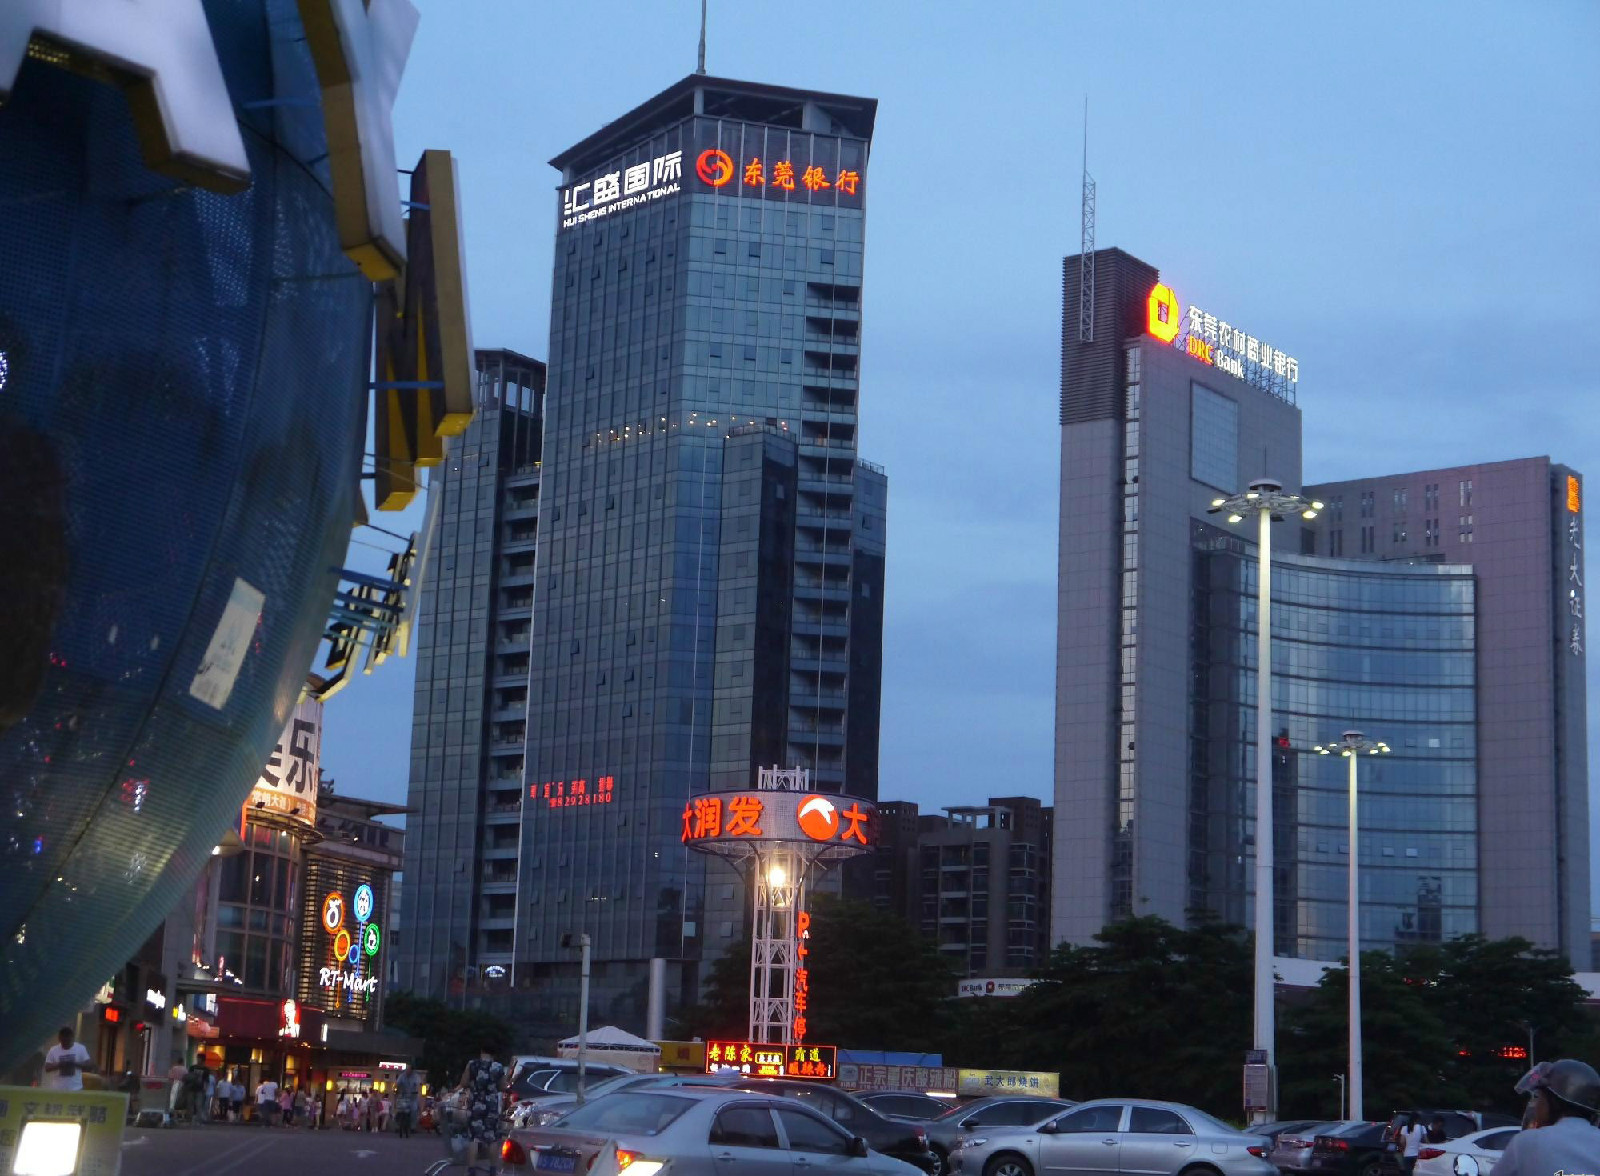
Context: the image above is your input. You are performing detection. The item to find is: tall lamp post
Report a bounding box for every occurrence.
[1314,730,1389,1122]
[1209,478,1321,1121]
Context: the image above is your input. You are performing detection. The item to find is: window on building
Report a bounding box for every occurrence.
[1459,515,1474,542]
[1460,479,1473,507]
[1189,385,1239,491]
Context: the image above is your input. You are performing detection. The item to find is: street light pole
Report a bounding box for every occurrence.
[1315,730,1389,1123]
[1210,479,1322,1122]
[563,932,593,1103]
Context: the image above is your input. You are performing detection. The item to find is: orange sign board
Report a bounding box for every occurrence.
[1147,283,1181,344]
[1568,475,1581,514]
[679,793,874,848]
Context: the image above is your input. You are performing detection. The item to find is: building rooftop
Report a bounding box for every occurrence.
[550,73,877,177]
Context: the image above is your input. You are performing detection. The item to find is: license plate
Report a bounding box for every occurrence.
[536,1153,577,1173]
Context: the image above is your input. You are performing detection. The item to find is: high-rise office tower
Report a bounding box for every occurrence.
[1054,248,1588,963]
[398,349,546,995]
[509,75,886,1032]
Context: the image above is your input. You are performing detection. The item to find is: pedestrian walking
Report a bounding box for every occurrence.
[214,1076,230,1122]
[42,1027,94,1092]
[279,1085,295,1126]
[449,1045,506,1176]
[167,1057,188,1119]
[203,1069,217,1124]
[294,1086,310,1129]
[394,1066,421,1138]
[336,1089,350,1129]
[1398,1114,1426,1173]
[256,1075,280,1127]
[378,1094,391,1133]
[229,1074,244,1123]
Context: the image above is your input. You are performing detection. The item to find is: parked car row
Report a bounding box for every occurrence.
[500,1086,936,1174]
[492,1068,1525,1176]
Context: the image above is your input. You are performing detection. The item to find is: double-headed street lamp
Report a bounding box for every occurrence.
[1314,731,1390,1122]
[1209,478,1322,1120]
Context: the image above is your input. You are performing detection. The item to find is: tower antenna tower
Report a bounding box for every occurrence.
[1079,96,1095,343]
[696,0,707,74]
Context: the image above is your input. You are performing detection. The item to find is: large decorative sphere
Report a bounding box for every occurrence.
[0,1,369,1067]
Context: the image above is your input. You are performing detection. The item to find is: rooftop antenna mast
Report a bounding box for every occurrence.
[696,0,707,73]
[1079,96,1095,343]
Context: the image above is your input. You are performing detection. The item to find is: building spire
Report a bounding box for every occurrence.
[1079,96,1096,343]
[696,0,707,74]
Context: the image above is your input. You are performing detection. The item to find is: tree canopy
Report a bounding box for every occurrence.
[384,991,514,1088]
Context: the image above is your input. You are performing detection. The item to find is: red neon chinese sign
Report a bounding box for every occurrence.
[679,792,875,847]
[531,776,616,810]
[705,1040,837,1080]
[794,909,811,1043]
[697,149,862,199]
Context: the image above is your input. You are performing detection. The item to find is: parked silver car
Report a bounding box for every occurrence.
[922,1096,1075,1175]
[501,1088,924,1175]
[949,1098,1276,1176]
[507,1070,734,1129]
[1270,1121,1359,1173]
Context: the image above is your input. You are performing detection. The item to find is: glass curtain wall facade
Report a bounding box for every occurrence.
[520,76,883,1032]
[398,350,545,996]
[215,823,303,995]
[1191,538,1478,957]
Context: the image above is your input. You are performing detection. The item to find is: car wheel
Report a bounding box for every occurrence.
[926,1147,948,1176]
[1360,1162,1382,1176]
[982,1154,1033,1176]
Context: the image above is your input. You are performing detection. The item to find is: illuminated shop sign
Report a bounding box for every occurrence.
[280,999,301,1039]
[706,1041,837,1080]
[793,910,812,1043]
[558,125,866,233]
[956,977,1035,998]
[680,792,873,847]
[532,775,616,810]
[1146,282,1300,391]
[957,1069,1060,1097]
[308,872,382,1014]
[561,150,683,229]
[1567,474,1584,656]
[320,968,380,995]
[247,700,322,833]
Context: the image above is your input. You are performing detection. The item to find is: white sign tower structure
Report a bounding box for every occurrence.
[684,766,874,1044]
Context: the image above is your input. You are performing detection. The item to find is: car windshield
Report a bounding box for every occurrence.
[552,1093,693,1136]
[576,1073,649,1100]
[932,1099,991,1122]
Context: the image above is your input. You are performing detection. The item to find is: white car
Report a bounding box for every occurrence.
[1412,1126,1519,1176]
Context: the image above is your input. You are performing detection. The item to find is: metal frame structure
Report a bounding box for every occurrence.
[686,766,872,1043]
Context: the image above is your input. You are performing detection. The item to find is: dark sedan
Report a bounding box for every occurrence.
[857,1090,958,1122]
[1308,1121,1387,1176]
[728,1078,939,1172]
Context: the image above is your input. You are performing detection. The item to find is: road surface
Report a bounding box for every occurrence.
[120,1122,453,1176]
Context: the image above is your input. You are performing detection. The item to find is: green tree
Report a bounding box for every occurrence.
[673,935,753,1041]
[804,894,956,1051]
[1000,916,1252,1115]
[384,991,513,1088]
[1402,935,1594,1115]
[1279,951,1460,1119]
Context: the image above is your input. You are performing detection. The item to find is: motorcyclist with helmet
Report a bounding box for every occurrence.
[1493,1058,1600,1176]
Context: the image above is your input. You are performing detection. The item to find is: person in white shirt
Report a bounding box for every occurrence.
[214,1077,231,1121]
[256,1077,279,1126]
[43,1027,93,1092]
[1399,1116,1427,1172]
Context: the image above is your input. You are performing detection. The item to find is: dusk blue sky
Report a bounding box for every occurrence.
[322,2,1600,913]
